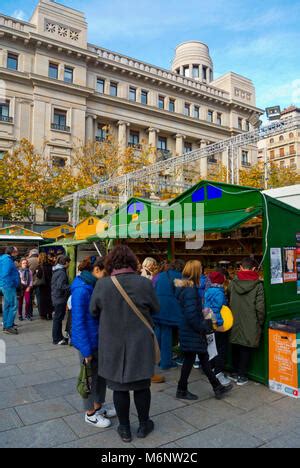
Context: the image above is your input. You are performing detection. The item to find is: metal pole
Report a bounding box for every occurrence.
[72,195,80,227]
[264,147,269,190]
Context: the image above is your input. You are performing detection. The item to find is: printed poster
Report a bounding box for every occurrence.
[270,248,283,284]
[296,235,300,293]
[283,247,297,283]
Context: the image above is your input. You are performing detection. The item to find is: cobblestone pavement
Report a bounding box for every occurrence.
[0,318,299,448]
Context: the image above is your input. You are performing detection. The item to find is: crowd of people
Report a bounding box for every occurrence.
[0,243,265,443]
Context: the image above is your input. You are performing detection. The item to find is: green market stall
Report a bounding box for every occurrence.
[99,182,300,385]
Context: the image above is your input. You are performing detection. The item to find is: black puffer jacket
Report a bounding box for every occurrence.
[175,278,213,354]
[51,265,70,306]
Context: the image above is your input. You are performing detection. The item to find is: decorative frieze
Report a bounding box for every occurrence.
[234,87,252,102]
[45,20,80,42]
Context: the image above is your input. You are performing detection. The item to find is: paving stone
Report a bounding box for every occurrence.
[223,382,282,411]
[5,353,38,365]
[0,419,77,448]
[33,377,77,399]
[261,431,300,448]
[57,429,135,448]
[131,391,186,418]
[0,409,23,432]
[269,397,300,417]
[10,370,61,389]
[176,422,264,448]
[64,393,85,412]
[172,404,223,430]
[0,387,42,410]
[195,397,246,419]
[57,355,80,367]
[15,398,77,425]
[55,365,80,379]
[160,442,181,448]
[229,404,299,442]
[0,365,22,378]
[132,412,196,448]
[17,359,63,374]
[0,377,15,391]
[32,348,75,361]
[6,344,42,355]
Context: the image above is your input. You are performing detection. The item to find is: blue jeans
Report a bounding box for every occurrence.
[0,287,17,329]
[155,324,174,370]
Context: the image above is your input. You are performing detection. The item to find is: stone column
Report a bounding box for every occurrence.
[148,128,159,163]
[85,114,95,144]
[199,139,208,179]
[117,121,130,151]
[175,134,186,156]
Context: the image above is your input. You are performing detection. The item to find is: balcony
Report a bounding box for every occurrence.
[128,142,142,150]
[51,123,70,133]
[157,149,172,161]
[0,115,13,123]
[241,161,251,167]
[96,136,106,143]
[208,157,218,164]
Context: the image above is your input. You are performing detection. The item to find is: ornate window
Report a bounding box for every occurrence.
[70,30,79,41]
[46,23,56,33]
[58,26,68,37]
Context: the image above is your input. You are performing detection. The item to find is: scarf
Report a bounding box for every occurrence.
[80,270,97,287]
[19,268,30,287]
[111,267,136,276]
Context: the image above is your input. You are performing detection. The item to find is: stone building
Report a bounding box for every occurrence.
[258,106,300,174]
[0,0,262,183]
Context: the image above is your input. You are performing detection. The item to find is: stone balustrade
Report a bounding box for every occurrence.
[89,45,229,100]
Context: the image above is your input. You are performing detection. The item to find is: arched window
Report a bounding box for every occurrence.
[270,138,274,144]
[289,132,294,139]
[279,135,284,141]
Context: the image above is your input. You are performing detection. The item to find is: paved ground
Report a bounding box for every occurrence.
[0,317,299,448]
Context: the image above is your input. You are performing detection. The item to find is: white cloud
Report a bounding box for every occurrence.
[262,79,300,107]
[11,9,27,21]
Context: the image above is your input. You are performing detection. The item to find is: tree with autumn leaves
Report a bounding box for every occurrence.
[0,137,299,221]
[0,136,155,221]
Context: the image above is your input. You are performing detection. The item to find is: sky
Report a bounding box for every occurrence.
[1,0,300,114]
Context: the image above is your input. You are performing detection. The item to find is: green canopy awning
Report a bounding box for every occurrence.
[43,239,88,247]
[203,209,262,233]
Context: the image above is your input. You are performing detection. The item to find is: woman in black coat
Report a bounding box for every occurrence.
[175,260,232,401]
[90,245,160,443]
[36,253,53,320]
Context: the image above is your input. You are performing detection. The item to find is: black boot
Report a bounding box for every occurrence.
[117,425,132,443]
[176,389,198,401]
[137,420,154,439]
[214,383,233,400]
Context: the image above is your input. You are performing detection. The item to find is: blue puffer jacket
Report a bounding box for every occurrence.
[0,254,20,289]
[204,285,228,327]
[175,278,213,353]
[154,270,183,326]
[71,274,99,358]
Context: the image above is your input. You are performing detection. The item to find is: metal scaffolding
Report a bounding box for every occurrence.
[60,115,300,225]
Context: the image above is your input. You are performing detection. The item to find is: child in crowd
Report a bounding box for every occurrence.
[175,260,232,401]
[204,271,231,387]
[18,258,33,321]
[228,258,265,386]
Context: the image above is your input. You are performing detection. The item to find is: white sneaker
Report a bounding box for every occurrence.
[85,412,111,428]
[216,372,232,387]
[96,403,117,419]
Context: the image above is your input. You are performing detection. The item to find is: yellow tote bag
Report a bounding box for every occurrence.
[214,305,234,333]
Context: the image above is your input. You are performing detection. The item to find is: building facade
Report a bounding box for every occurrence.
[258,106,300,174]
[0,0,262,181]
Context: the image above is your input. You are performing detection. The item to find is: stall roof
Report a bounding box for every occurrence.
[44,239,87,247]
[263,185,300,210]
[0,225,44,241]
